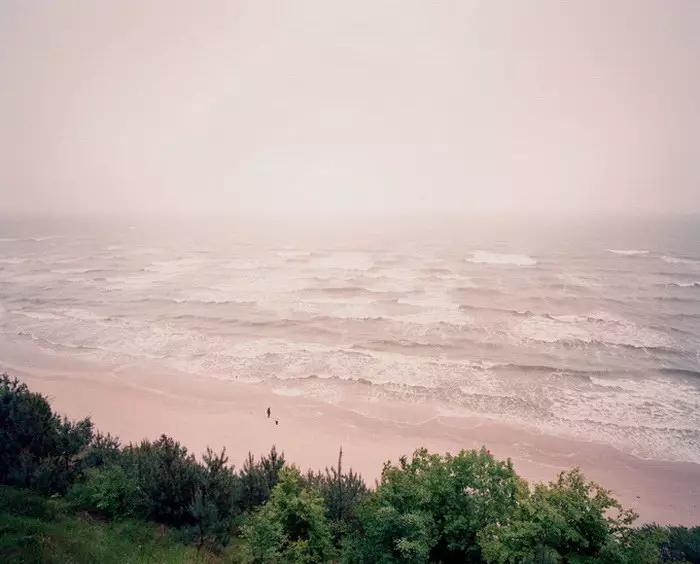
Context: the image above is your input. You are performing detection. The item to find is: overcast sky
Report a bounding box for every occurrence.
[1,0,698,218]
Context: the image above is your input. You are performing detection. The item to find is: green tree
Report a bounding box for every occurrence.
[0,375,59,486]
[85,431,122,468]
[304,447,368,544]
[0,375,93,494]
[237,445,285,513]
[69,464,146,518]
[243,467,336,563]
[479,467,644,563]
[664,526,700,563]
[345,447,523,563]
[119,434,201,526]
[183,447,239,550]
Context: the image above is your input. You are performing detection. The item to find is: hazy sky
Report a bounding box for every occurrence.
[1,0,698,218]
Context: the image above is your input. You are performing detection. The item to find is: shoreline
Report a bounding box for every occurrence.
[2,348,698,526]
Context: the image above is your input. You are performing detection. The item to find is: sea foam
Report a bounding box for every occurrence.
[466,251,536,266]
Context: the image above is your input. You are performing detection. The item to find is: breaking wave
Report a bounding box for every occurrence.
[465,251,537,267]
[606,249,649,256]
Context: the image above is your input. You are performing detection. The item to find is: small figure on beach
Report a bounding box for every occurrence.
[266,406,271,418]
[275,419,279,426]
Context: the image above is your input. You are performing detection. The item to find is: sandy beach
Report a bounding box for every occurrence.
[2,343,698,527]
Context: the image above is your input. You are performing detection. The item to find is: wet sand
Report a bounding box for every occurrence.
[1,349,699,526]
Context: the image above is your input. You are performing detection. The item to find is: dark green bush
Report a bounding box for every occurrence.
[68,465,146,519]
[0,374,93,494]
[243,467,336,563]
[303,447,368,544]
[85,431,122,468]
[236,445,285,513]
[119,435,201,527]
[0,484,57,521]
[180,447,240,551]
[479,467,659,564]
[664,526,700,563]
[345,447,523,563]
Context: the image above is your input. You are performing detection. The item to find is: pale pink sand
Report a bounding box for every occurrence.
[2,350,698,526]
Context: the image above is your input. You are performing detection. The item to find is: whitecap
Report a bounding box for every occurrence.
[272,387,306,397]
[668,281,700,288]
[276,250,311,259]
[11,310,63,321]
[606,249,649,256]
[466,251,536,267]
[661,255,698,265]
[513,313,670,350]
[28,235,65,242]
[308,252,374,271]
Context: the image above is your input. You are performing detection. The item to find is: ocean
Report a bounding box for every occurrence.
[0,215,699,463]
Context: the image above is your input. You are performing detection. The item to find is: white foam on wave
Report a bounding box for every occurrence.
[276,250,311,259]
[398,291,459,311]
[52,267,94,275]
[146,257,206,274]
[272,387,306,397]
[27,235,65,242]
[512,313,671,350]
[606,249,649,256]
[224,258,270,270]
[290,298,384,320]
[466,251,536,267]
[0,238,18,243]
[0,257,29,264]
[363,269,420,293]
[661,255,698,266]
[669,281,700,288]
[11,310,63,321]
[393,309,470,327]
[308,252,374,271]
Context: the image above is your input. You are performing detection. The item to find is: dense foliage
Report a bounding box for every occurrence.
[1,373,698,563]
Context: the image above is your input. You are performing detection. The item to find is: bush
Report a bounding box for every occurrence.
[69,465,146,519]
[665,526,700,563]
[180,448,240,551]
[0,484,58,521]
[236,445,285,513]
[85,431,122,468]
[478,467,644,563]
[303,448,368,544]
[0,374,94,494]
[345,447,523,563]
[242,467,336,563]
[119,435,201,527]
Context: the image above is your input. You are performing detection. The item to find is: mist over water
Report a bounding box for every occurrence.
[0,215,699,462]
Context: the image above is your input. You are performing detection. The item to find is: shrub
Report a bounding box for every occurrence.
[0,374,93,494]
[303,447,368,544]
[243,467,336,563]
[85,431,122,468]
[478,467,642,563]
[237,445,285,513]
[120,435,201,527]
[180,447,240,551]
[346,447,523,563]
[69,465,146,519]
[665,526,700,563]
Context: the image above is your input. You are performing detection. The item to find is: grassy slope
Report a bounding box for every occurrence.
[0,486,246,563]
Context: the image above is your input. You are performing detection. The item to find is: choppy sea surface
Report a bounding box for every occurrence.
[0,216,699,462]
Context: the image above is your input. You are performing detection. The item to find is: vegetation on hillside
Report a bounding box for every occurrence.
[1,373,699,563]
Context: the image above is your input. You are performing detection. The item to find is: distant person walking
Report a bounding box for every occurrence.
[266,406,271,418]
